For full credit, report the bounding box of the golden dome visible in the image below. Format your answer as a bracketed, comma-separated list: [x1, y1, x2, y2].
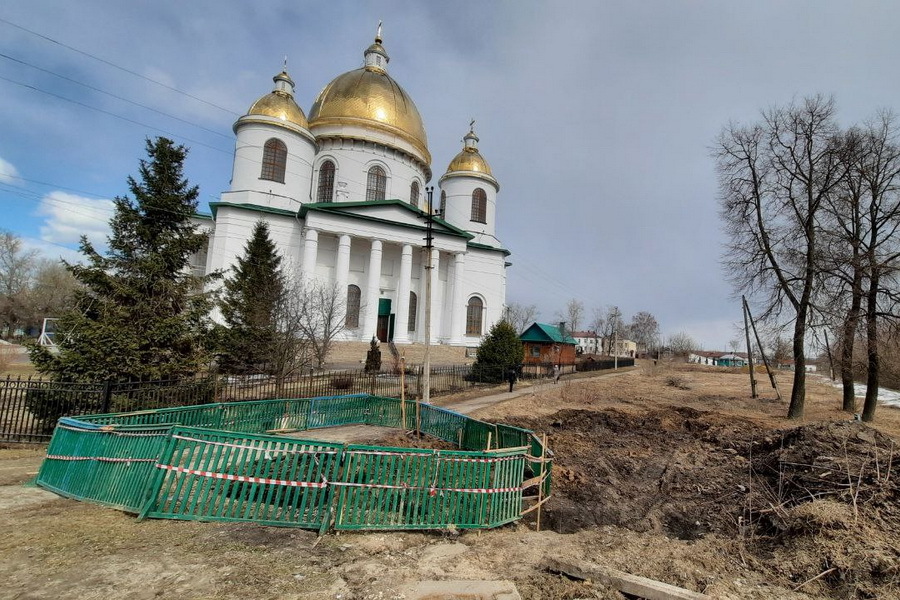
[247, 92, 309, 129]
[308, 67, 430, 163]
[447, 147, 492, 176]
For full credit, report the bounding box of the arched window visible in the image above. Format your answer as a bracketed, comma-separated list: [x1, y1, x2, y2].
[409, 181, 419, 208]
[440, 190, 447, 216]
[317, 160, 335, 202]
[471, 188, 487, 223]
[260, 138, 287, 183]
[346, 285, 361, 328]
[466, 296, 484, 335]
[408, 292, 418, 332]
[366, 166, 386, 201]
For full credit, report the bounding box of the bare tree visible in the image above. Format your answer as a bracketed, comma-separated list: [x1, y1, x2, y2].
[294, 279, 347, 370]
[0, 231, 38, 338]
[557, 299, 584, 333]
[591, 305, 624, 355]
[504, 302, 538, 334]
[629, 311, 660, 355]
[668, 331, 697, 357]
[716, 95, 843, 418]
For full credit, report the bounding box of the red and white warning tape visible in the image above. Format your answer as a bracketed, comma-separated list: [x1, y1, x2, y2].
[154, 463, 328, 488]
[332, 481, 522, 494]
[45, 454, 156, 463]
[171, 434, 338, 455]
[346, 449, 521, 464]
[57, 424, 168, 437]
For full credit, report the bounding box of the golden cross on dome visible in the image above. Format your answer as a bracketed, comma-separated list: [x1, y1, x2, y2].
[469, 119, 476, 132]
[376, 21, 383, 41]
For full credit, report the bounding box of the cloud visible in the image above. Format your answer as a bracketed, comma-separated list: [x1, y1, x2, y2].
[0, 156, 20, 184]
[37, 191, 114, 248]
[19, 236, 84, 264]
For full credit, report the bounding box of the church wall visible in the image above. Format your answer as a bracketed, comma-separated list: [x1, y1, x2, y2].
[313, 136, 427, 206]
[231, 123, 316, 211]
[439, 175, 499, 243]
[459, 247, 507, 342]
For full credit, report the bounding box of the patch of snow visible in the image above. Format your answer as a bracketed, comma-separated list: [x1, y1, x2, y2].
[815, 375, 900, 409]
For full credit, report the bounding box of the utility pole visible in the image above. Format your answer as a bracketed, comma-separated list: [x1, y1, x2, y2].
[422, 187, 437, 409]
[742, 295, 758, 398]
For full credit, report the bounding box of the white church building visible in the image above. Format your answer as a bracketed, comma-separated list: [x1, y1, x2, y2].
[196, 29, 509, 347]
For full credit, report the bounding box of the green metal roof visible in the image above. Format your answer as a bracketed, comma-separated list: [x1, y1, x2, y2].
[299, 199, 474, 240]
[209, 202, 297, 218]
[519, 322, 577, 344]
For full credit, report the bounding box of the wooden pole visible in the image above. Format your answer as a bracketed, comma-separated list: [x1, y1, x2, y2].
[485, 431, 492, 451]
[745, 301, 783, 402]
[742, 296, 758, 398]
[400, 355, 407, 430]
[536, 433, 547, 531]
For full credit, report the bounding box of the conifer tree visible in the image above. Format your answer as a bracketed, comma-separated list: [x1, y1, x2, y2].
[217, 220, 285, 373]
[30, 138, 214, 381]
[472, 320, 524, 382]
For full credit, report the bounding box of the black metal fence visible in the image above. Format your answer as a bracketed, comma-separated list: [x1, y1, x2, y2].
[1, 359, 625, 443]
[576, 357, 635, 372]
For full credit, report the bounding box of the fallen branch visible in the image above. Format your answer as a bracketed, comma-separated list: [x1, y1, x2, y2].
[792, 567, 837, 591]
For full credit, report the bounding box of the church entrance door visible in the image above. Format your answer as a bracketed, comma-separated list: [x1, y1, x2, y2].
[376, 298, 394, 342]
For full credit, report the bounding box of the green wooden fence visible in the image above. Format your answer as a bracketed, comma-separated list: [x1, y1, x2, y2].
[35, 394, 551, 532]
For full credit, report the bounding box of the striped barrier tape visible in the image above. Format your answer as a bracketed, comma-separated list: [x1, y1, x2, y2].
[46, 454, 157, 463]
[171, 434, 339, 455]
[346, 449, 522, 463]
[332, 481, 523, 494]
[56, 424, 169, 437]
[155, 463, 329, 488]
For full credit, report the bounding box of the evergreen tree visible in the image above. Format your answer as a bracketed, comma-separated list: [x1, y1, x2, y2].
[472, 320, 524, 382]
[30, 138, 214, 381]
[217, 220, 285, 373]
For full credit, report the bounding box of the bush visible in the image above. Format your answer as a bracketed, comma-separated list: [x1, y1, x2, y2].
[24, 386, 102, 432]
[330, 375, 354, 390]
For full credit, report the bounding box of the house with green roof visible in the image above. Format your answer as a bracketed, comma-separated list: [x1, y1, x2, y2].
[520, 322, 578, 373]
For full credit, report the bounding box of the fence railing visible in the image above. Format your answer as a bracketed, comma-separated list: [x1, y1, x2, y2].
[36, 393, 552, 532]
[2, 360, 619, 443]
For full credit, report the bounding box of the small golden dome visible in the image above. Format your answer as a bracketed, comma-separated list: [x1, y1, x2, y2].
[247, 91, 309, 129]
[308, 69, 429, 163]
[446, 147, 492, 176]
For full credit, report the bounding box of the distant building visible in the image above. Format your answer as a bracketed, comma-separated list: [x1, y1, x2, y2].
[571, 330, 636, 357]
[520, 322, 577, 372]
[688, 351, 748, 367]
[572, 330, 601, 355]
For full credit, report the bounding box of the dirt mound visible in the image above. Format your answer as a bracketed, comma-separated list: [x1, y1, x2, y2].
[506, 407, 900, 598]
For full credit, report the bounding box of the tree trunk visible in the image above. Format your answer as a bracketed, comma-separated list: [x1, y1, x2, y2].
[787, 310, 807, 419]
[840, 284, 863, 412]
[862, 273, 880, 422]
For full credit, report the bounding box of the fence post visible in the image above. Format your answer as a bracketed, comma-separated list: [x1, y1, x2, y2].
[101, 380, 113, 413]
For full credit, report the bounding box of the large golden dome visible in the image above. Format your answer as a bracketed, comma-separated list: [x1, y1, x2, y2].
[308, 39, 430, 164]
[239, 71, 310, 133]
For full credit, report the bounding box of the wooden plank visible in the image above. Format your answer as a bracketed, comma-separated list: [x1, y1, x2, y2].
[543, 558, 712, 600]
[520, 495, 551, 515]
[520, 474, 545, 489]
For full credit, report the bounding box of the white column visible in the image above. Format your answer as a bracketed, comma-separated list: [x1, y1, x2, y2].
[300, 228, 319, 284]
[429, 249, 442, 342]
[334, 234, 351, 331]
[449, 253, 466, 344]
[363, 239, 382, 340]
[393, 244, 413, 344]
[334, 235, 351, 292]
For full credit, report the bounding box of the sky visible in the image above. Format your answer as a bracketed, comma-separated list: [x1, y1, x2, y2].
[2, 1, 900, 350]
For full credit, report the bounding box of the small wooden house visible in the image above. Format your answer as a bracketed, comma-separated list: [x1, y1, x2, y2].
[520, 322, 578, 374]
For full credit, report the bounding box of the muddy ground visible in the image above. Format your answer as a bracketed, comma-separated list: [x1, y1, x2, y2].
[2, 362, 899, 599]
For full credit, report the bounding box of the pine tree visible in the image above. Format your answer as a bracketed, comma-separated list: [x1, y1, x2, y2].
[30, 137, 214, 381]
[217, 220, 285, 374]
[472, 320, 524, 383]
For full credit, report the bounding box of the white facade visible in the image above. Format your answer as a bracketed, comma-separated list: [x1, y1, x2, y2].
[197, 31, 509, 347]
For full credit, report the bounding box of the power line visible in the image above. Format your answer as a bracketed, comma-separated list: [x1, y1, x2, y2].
[0, 16, 240, 117]
[0, 74, 233, 156]
[0, 51, 233, 140]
